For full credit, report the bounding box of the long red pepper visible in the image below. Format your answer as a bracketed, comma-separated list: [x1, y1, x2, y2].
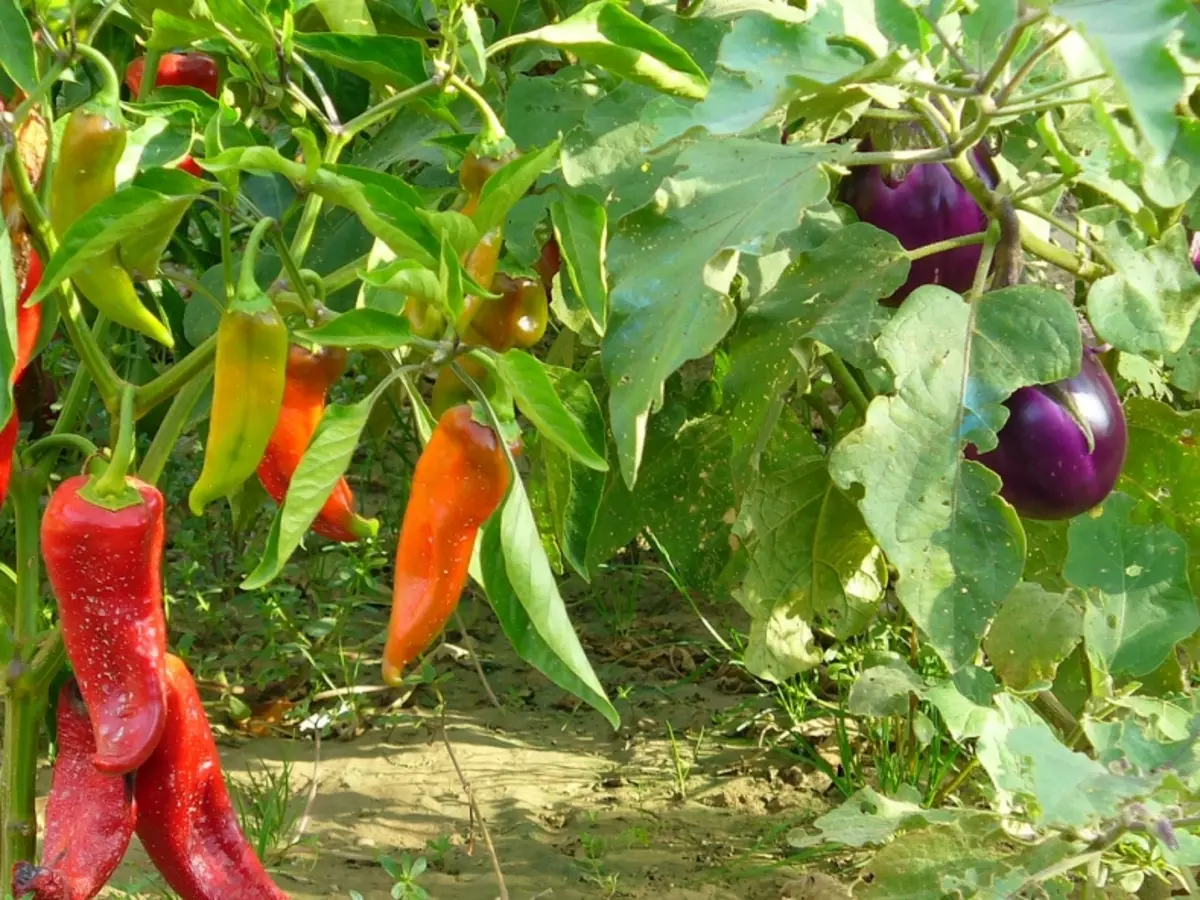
[10, 680, 137, 900]
[0, 246, 45, 507]
[135, 655, 289, 900]
[41, 475, 168, 774]
[257, 344, 377, 542]
[381, 405, 511, 685]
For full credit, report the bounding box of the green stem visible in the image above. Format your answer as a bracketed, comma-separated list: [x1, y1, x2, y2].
[134, 333, 216, 418]
[139, 366, 212, 486]
[340, 75, 446, 141]
[12, 56, 71, 125]
[18, 627, 66, 699]
[823, 353, 870, 418]
[994, 26, 1071, 106]
[1001, 72, 1110, 110]
[907, 232, 987, 262]
[20, 433, 99, 467]
[1015, 199, 1113, 266]
[975, 9, 1047, 96]
[269, 230, 317, 318]
[966, 224, 999, 301]
[844, 147, 953, 168]
[220, 199, 235, 305]
[137, 47, 164, 102]
[0, 564, 13, 631]
[35, 318, 107, 482]
[288, 135, 347, 265]
[239, 217, 276, 297]
[803, 392, 837, 432]
[93, 384, 136, 496]
[161, 265, 224, 312]
[75, 43, 122, 117]
[2, 470, 47, 878]
[448, 74, 508, 148]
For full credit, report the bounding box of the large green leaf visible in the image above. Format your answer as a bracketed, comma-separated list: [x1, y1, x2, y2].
[983, 582, 1083, 693]
[1065, 492, 1198, 679]
[742, 222, 908, 370]
[1118, 397, 1200, 589]
[1051, 0, 1187, 164]
[736, 414, 885, 681]
[829, 285, 1082, 670]
[603, 137, 848, 486]
[550, 193, 608, 334]
[1087, 224, 1200, 358]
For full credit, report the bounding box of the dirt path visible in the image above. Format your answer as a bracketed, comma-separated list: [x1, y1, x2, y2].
[49, 588, 843, 898]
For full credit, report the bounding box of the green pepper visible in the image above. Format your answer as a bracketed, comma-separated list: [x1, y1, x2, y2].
[188, 218, 289, 515]
[49, 47, 175, 347]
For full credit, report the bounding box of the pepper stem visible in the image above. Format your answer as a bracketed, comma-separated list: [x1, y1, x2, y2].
[93, 384, 137, 497]
[75, 44, 123, 120]
[239, 217, 278, 302]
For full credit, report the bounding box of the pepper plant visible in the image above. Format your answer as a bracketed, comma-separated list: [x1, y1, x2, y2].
[1, 0, 1200, 896]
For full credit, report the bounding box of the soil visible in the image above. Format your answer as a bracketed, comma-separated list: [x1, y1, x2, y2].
[37, 579, 849, 899]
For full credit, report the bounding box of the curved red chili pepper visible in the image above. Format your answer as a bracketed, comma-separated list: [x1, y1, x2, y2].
[257, 344, 377, 542]
[0, 247, 45, 508]
[135, 655, 289, 900]
[41, 475, 168, 774]
[10, 679, 137, 900]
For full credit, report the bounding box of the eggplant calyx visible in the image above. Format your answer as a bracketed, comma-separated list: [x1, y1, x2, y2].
[1039, 380, 1096, 454]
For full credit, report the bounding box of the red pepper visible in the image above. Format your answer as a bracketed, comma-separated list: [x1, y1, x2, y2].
[256, 344, 377, 542]
[135, 655, 289, 900]
[124, 53, 219, 98]
[41, 475, 168, 775]
[382, 405, 511, 685]
[10, 679, 136, 900]
[125, 54, 219, 178]
[0, 247, 45, 508]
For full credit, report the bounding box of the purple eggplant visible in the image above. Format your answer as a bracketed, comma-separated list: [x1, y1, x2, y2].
[1191, 230, 1200, 273]
[966, 350, 1127, 520]
[842, 142, 997, 306]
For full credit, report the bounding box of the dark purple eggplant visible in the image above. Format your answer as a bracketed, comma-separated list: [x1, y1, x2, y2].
[842, 142, 997, 306]
[1191, 230, 1200, 273]
[966, 350, 1127, 520]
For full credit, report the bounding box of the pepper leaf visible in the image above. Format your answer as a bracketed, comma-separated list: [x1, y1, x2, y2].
[241, 377, 392, 590]
[493, 351, 607, 472]
[0, 0, 37, 92]
[550, 193, 609, 334]
[292, 33, 426, 86]
[31, 169, 208, 304]
[472, 140, 562, 240]
[503, 1, 709, 101]
[1065, 492, 1199, 679]
[294, 308, 415, 349]
[475, 471, 619, 729]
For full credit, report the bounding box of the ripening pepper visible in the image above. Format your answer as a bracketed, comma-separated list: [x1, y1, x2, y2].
[189, 219, 289, 515]
[42, 472, 169, 774]
[0, 246, 46, 508]
[405, 153, 505, 340]
[124, 53, 220, 99]
[382, 405, 512, 685]
[535, 236, 561, 288]
[124, 53, 219, 188]
[460, 272, 548, 352]
[10, 679, 137, 900]
[49, 49, 175, 347]
[257, 343, 379, 542]
[136, 655, 289, 900]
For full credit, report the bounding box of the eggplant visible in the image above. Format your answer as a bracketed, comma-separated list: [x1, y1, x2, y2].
[842, 142, 997, 306]
[966, 350, 1127, 520]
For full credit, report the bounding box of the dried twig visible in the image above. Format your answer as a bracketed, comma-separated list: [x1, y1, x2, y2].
[454, 609, 500, 708]
[440, 705, 509, 900]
